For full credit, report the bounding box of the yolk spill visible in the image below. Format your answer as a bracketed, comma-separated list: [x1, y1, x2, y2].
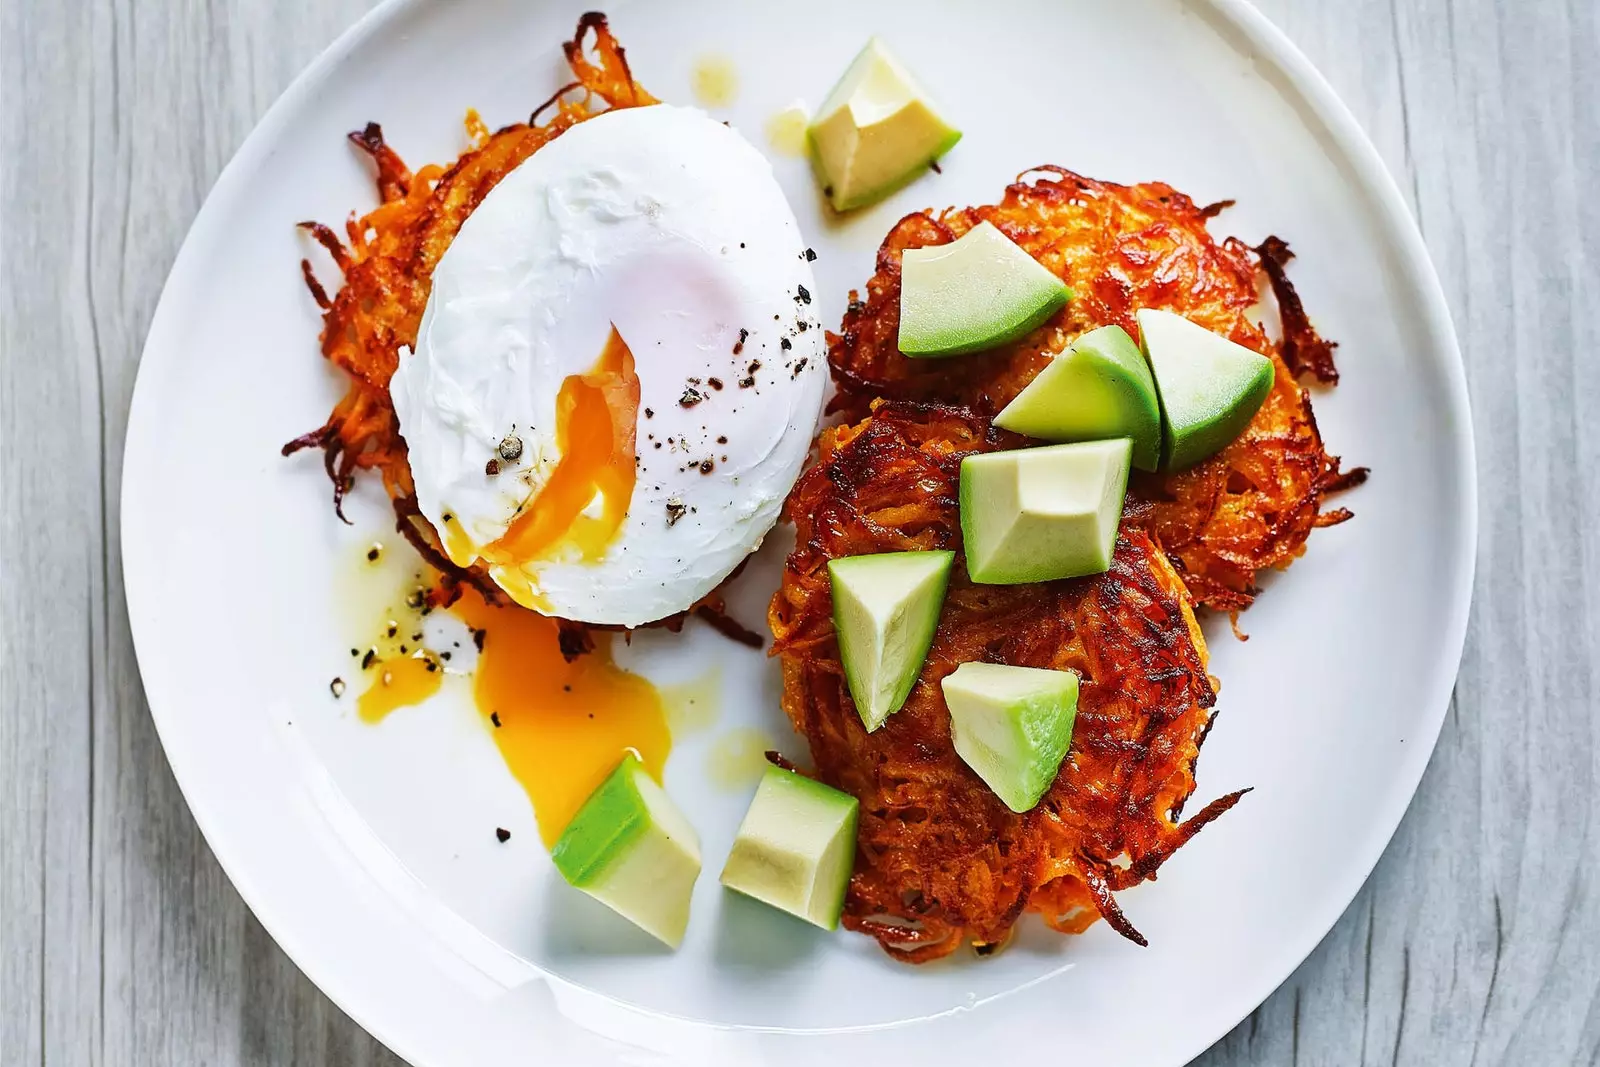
[482, 326, 639, 610]
[352, 574, 445, 723]
[451, 586, 669, 846]
[358, 654, 443, 723]
[357, 328, 666, 845]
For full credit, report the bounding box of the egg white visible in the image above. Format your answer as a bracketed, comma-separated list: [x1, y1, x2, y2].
[390, 105, 826, 626]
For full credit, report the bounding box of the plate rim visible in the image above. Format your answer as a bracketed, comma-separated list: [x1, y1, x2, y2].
[121, 0, 1478, 1062]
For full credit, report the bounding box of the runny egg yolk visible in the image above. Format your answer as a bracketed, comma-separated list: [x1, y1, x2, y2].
[472, 327, 640, 612]
[355, 582, 671, 847]
[360, 329, 665, 843]
[358, 654, 443, 723]
[450, 585, 669, 846]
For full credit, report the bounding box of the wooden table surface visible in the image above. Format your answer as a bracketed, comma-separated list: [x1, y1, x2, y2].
[3, 0, 1596, 1064]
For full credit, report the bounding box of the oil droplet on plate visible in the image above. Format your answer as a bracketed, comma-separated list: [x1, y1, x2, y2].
[707, 727, 777, 791]
[658, 668, 722, 736]
[358, 653, 443, 723]
[764, 101, 810, 158]
[690, 54, 738, 108]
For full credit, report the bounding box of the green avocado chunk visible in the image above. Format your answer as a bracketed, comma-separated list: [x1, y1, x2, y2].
[993, 325, 1162, 471]
[829, 550, 954, 731]
[550, 753, 702, 947]
[942, 662, 1079, 813]
[807, 37, 961, 212]
[898, 222, 1070, 358]
[719, 766, 860, 930]
[959, 439, 1131, 584]
[1137, 308, 1275, 470]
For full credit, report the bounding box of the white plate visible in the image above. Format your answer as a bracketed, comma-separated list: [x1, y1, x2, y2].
[122, 0, 1475, 1063]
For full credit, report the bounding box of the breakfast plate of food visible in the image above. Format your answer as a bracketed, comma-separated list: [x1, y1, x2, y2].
[122, 0, 1475, 1063]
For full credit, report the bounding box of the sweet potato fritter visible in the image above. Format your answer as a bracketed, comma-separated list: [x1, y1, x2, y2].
[770, 402, 1246, 961]
[282, 14, 755, 644]
[827, 168, 1366, 610]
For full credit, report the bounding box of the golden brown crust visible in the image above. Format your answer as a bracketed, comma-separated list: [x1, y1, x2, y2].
[826, 167, 1366, 610]
[770, 402, 1245, 961]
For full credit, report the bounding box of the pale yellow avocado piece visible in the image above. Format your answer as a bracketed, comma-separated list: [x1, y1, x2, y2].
[942, 662, 1078, 813]
[720, 766, 859, 929]
[807, 38, 961, 212]
[550, 753, 702, 947]
[959, 439, 1132, 584]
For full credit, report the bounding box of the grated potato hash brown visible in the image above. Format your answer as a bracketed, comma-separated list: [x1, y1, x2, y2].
[770, 402, 1247, 961]
[826, 168, 1367, 610]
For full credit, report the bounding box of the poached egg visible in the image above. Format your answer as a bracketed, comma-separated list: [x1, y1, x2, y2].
[390, 105, 825, 627]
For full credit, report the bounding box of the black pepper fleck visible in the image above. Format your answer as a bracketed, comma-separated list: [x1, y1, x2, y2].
[350, 647, 360, 657]
[707, 377, 723, 390]
[733, 328, 748, 355]
[330, 678, 346, 698]
[644, 407, 654, 419]
[792, 357, 809, 378]
[716, 435, 727, 445]
[472, 628, 487, 652]
[698, 458, 715, 473]
[366, 546, 381, 562]
[361, 649, 378, 670]
[386, 624, 398, 638]
[665, 499, 687, 526]
[804, 247, 817, 262]
[738, 376, 755, 389]
[795, 284, 811, 305]
[490, 711, 501, 728]
[495, 827, 511, 843]
[780, 337, 792, 351]
[929, 158, 943, 174]
[485, 457, 501, 476]
[679, 386, 704, 408]
[796, 320, 809, 332]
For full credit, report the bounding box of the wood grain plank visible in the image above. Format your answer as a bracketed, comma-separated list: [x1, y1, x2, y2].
[69, 0, 413, 1062]
[1, 1, 103, 1065]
